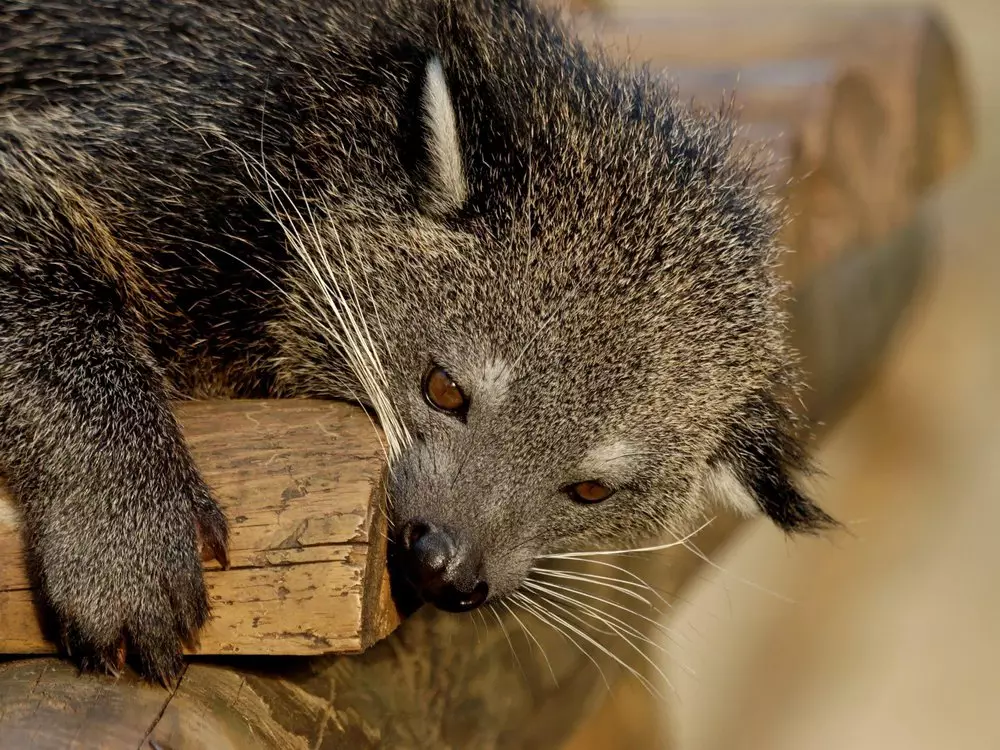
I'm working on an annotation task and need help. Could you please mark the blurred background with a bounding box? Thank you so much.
[576,0,999,748]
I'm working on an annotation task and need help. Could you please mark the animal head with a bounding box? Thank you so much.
[273,0,835,613]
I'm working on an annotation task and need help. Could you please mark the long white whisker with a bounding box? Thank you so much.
[532,583,685,679]
[524,579,687,651]
[469,609,482,643]
[672,527,795,604]
[536,558,676,609]
[233,143,401,492]
[500,599,557,685]
[511,592,611,693]
[544,517,714,559]
[532,587,683,691]
[267,186,397,474]
[526,581,692,679]
[488,604,526,680]
[323,221,410,457]
[529,568,653,607]
[476,607,490,637]
[232,132,409,472]
[523,589,663,697]
[305,210,406,462]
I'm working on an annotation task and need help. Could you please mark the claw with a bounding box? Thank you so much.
[113,640,127,673]
[196,515,230,570]
[152,660,184,691]
[197,527,229,569]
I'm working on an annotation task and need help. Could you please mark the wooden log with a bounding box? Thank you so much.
[573,5,973,190]
[567,5,973,282]
[0,400,401,656]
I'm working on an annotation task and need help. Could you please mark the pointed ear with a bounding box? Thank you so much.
[417,56,469,217]
[707,391,838,534]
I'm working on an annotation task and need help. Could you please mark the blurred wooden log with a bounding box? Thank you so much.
[569,7,971,285]
[0,400,400,656]
[571,5,973,192]
[675,60,886,284]
[0,5,975,750]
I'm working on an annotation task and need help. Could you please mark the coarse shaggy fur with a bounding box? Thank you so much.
[0,0,835,682]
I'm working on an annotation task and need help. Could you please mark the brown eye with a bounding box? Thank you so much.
[423,365,469,415]
[568,481,615,504]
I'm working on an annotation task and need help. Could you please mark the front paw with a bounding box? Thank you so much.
[36,486,228,684]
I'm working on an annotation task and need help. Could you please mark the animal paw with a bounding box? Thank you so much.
[38,485,229,685]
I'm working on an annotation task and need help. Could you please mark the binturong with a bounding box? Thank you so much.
[0,0,837,682]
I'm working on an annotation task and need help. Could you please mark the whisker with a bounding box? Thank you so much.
[533,593,682,693]
[270,198,397,474]
[511,592,612,693]
[525,586,621,639]
[319,220,410,457]
[618,515,797,606]
[529,568,653,608]
[469,609,482,643]
[524,589,664,698]
[670,523,795,604]
[543,517,714,559]
[488,603,526,681]
[535,557,676,608]
[524,579,688,653]
[226,125,407,476]
[525,580,692,680]
[500,599,557,685]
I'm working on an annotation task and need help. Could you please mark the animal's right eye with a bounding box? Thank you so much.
[423,365,469,417]
[565,481,615,504]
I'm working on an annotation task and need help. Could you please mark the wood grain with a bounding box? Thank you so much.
[0,399,401,656]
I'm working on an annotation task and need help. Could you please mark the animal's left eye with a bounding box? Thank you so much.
[566,481,615,504]
[423,365,469,416]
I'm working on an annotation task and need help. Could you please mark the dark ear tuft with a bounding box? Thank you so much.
[712,391,839,534]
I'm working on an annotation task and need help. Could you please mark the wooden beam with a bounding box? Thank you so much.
[573,5,973,187]
[567,5,973,282]
[0,400,400,656]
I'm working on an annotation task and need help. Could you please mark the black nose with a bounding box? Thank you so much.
[400,521,488,612]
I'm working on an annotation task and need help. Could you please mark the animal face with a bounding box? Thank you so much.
[275,42,834,611]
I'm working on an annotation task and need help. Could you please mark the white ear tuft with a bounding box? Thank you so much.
[703,462,763,519]
[420,57,468,216]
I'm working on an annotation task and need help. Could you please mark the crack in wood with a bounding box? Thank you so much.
[137,664,189,750]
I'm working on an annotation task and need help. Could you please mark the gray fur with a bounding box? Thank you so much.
[0,0,834,681]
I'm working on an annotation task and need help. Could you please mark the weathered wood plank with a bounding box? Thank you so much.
[0,399,400,656]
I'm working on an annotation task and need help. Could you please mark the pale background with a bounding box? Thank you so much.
[593,0,1000,748]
